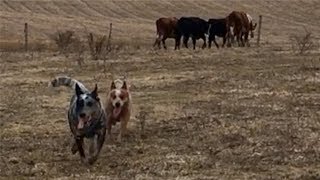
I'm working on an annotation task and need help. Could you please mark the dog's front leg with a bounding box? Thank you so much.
[75,137,87,163]
[71,139,78,154]
[88,135,97,156]
[96,128,106,154]
[88,129,106,164]
[88,135,98,165]
[106,118,114,142]
[118,117,128,142]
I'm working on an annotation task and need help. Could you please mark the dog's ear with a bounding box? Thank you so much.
[122,81,127,90]
[75,83,83,97]
[91,84,99,101]
[111,81,116,90]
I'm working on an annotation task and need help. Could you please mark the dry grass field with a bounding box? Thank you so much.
[1,0,320,179]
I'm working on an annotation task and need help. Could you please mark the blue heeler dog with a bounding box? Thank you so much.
[50,76,107,165]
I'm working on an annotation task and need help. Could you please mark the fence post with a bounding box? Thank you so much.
[257,15,262,47]
[107,23,112,51]
[103,23,113,75]
[24,23,28,51]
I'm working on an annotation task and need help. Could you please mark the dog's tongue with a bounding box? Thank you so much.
[113,107,121,118]
[77,118,85,129]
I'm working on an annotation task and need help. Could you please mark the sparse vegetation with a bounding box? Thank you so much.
[290,28,317,55]
[72,38,86,68]
[87,33,107,60]
[51,30,76,54]
[136,106,154,139]
[1,0,320,179]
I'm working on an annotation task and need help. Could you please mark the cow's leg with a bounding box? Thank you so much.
[153,38,160,49]
[222,36,226,48]
[240,32,245,47]
[162,37,167,49]
[213,36,219,49]
[153,34,162,49]
[208,35,212,49]
[175,35,181,50]
[231,34,235,45]
[192,37,197,50]
[244,32,250,47]
[201,35,206,49]
[239,33,243,47]
[183,35,189,48]
[153,38,158,48]
[158,38,162,49]
[237,34,241,47]
[226,32,232,47]
[242,34,246,47]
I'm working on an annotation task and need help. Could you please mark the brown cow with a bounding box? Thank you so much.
[153,17,178,49]
[226,11,256,47]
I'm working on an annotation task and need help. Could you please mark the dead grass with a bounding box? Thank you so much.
[0,40,54,52]
[1,46,320,179]
[1,0,320,179]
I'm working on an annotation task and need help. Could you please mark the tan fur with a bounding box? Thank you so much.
[105,79,132,142]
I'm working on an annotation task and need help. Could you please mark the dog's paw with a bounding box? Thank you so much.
[80,157,91,165]
[106,134,115,144]
[117,133,130,142]
[87,156,98,165]
[117,135,122,143]
[71,144,78,154]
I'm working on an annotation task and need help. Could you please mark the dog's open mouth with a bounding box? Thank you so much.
[77,116,92,129]
[113,107,121,119]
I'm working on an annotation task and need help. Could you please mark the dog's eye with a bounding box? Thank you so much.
[112,95,116,99]
[119,95,124,100]
[78,99,84,107]
[87,101,93,107]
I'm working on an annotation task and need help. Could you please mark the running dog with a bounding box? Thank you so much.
[105,79,131,142]
[50,76,107,165]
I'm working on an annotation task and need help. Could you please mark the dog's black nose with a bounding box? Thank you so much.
[79,113,86,118]
[115,102,120,108]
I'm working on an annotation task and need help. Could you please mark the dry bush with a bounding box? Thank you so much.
[50,30,87,66]
[51,30,76,54]
[74,40,86,68]
[87,33,107,60]
[85,23,113,60]
[290,28,316,55]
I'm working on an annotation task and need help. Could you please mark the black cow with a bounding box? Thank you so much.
[207,18,228,48]
[175,17,209,50]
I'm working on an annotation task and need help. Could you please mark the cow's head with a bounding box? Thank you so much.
[250,23,257,38]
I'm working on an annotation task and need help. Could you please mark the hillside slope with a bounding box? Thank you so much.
[1,0,319,44]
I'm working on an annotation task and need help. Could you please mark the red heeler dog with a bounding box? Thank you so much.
[105,79,131,142]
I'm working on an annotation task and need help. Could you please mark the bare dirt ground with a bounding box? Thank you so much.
[1,0,320,179]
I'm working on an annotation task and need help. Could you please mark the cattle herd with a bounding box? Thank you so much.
[153,11,257,50]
